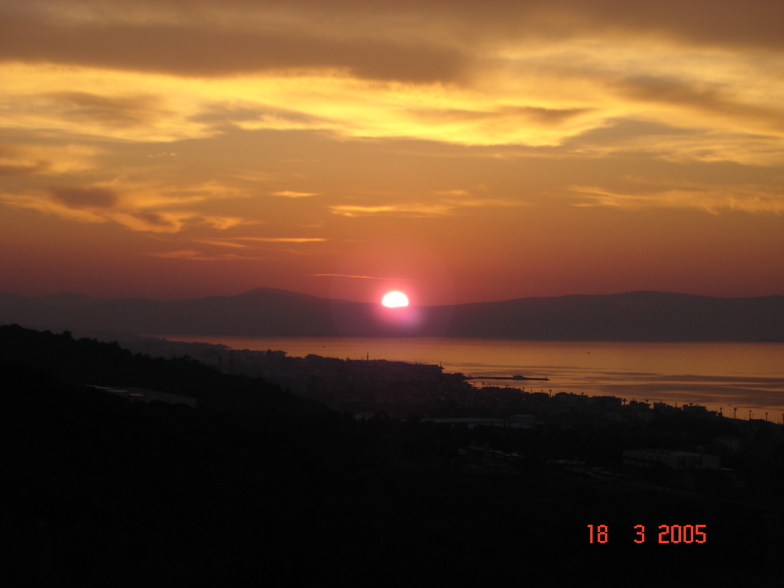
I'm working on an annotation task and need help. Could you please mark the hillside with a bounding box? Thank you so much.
[1,325,781,586]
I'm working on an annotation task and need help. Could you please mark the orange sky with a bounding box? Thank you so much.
[1,0,783,304]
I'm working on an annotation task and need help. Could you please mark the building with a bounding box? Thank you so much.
[622,449,720,470]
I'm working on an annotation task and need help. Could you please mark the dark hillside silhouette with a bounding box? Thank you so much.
[0,323,322,416]
[1,325,781,586]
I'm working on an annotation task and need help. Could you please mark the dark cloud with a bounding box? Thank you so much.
[413,106,590,126]
[190,104,326,127]
[131,211,179,229]
[3,1,782,85]
[48,92,166,128]
[0,11,466,82]
[617,76,784,132]
[0,161,51,177]
[41,0,784,50]
[49,186,119,209]
[510,106,591,125]
[557,0,784,50]
[568,119,691,142]
[0,145,47,177]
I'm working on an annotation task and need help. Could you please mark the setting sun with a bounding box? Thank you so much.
[381,291,409,308]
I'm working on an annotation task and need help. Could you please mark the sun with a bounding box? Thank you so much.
[381,291,409,307]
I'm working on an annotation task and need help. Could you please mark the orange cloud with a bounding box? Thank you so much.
[329,197,520,217]
[270,191,320,198]
[0,143,98,176]
[192,239,250,249]
[0,185,250,234]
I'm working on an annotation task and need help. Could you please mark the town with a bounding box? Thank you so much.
[109,334,784,505]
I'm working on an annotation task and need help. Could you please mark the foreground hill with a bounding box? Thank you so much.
[0,323,323,416]
[2,287,784,340]
[1,325,781,586]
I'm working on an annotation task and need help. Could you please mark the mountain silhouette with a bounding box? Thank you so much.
[1,289,783,341]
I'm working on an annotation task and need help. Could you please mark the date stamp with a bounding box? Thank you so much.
[588,524,707,544]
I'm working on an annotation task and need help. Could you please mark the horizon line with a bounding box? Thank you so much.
[2,287,782,306]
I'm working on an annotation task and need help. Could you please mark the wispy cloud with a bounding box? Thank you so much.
[47,91,169,129]
[192,239,251,249]
[0,143,98,176]
[329,197,520,217]
[0,184,251,233]
[329,204,446,217]
[147,249,264,261]
[200,216,248,230]
[235,237,327,243]
[311,273,411,281]
[193,237,327,249]
[269,191,320,198]
[570,185,784,214]
[49,186,119,209]
[614,75,784,136]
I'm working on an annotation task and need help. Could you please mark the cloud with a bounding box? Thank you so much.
[0,160,50,177]
[270,191,320,198]
[49,186,119,209]
[0,182,253,233]
[0,145,49,176]
[47,92,168,128]
[121,211,184,231]
[191,103,327,132]
[0,143,98,176]
[193,239,250,248]
[0,190,109,224]
[329,197,521,217]
[110,211,248,233]
[329,204,450,217]
[9,1,784,62]
[436,189,471,196]
[192,237,326,248]
[2,0,783,241]
[235,237,327,243]
[0,69,213,142]
[147,249,265,261]
[311,273,411,281]
[200,216,248,230]
[538,0,784,50]
[614,76,784,135]
[3,21,782,154]
[561,119,784,166]
[397,104,598,145]
[0,8,466,83]
[570,185,784,214]
[148,250,204,259]
[413,106,591,127]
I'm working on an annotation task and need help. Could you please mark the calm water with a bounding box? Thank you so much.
[160,336,784,419]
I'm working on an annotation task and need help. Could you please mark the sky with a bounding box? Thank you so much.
[1,0,783,305]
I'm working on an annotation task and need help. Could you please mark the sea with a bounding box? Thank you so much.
[158,336,784,419]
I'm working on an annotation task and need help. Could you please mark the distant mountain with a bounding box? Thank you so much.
[1,288,783,341]
[448,291,784,341]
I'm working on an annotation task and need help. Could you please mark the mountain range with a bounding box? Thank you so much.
[1,287,783,341]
